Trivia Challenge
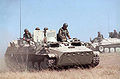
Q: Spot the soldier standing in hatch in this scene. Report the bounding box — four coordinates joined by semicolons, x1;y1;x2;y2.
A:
44;27;48;43
23;29;32;43
112;29;118;38
97;32;103;39
97;32;104;42
57;23;71;42
90;32;103;43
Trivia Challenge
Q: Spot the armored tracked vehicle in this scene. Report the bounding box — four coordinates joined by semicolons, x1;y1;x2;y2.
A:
5;29;100;70
90;32;120;53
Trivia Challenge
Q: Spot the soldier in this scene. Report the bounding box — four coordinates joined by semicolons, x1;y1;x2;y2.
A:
23;29;32;43
57;23;71;42
109;32;113;38
44;27;48;37
44;27;48;43
97;32;103;38
112;29;118;38
90;32;103;43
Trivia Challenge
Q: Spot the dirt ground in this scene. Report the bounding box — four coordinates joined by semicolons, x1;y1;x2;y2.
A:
0;53;120;79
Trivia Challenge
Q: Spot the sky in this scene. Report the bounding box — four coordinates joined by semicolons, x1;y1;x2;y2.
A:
0;0;120;57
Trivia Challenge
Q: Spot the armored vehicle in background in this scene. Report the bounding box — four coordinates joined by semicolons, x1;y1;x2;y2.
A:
90;32;120;53
5;29;100;70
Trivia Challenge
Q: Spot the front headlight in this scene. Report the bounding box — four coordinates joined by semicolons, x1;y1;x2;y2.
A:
48;54;56;58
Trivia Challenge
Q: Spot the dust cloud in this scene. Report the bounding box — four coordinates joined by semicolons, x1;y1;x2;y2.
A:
0;57;8;72
0;53;120;79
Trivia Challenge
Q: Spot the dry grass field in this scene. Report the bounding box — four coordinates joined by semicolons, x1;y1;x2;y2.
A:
0;53;120;79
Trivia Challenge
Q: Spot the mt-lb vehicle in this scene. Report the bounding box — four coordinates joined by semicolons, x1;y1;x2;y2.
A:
90;33;120;53
5;29;100;70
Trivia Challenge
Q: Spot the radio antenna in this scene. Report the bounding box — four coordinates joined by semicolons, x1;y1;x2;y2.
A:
107;11;110;33
20;0;22;38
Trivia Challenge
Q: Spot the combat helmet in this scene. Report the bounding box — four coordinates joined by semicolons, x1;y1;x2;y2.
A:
35;27;40;30
63;23;68;27
24;29;29;32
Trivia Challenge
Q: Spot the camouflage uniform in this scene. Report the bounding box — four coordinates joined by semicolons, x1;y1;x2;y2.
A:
109;32;113;38
23;33;32;40
90;32;103;43
98;33;103;38
112;32;118;38
58;27;70;42
23;29;32;41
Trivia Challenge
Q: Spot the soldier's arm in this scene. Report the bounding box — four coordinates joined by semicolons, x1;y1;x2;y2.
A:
29;32;34;41
66;30;71;39
29;33;32;38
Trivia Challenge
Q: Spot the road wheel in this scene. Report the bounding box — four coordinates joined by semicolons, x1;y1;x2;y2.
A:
104;48;109;53
116;47;120;53
110;48;115;53
99;46;104;53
